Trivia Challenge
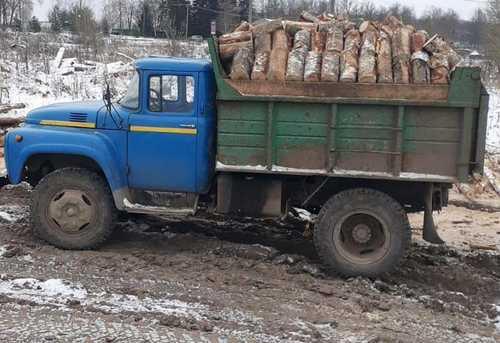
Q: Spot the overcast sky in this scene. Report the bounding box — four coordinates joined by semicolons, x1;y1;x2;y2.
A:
33;0;487;21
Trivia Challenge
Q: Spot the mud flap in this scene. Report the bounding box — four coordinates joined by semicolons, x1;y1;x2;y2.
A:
423;184;445;245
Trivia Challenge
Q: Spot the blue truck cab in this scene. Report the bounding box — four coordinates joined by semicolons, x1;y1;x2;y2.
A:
6;57;216;212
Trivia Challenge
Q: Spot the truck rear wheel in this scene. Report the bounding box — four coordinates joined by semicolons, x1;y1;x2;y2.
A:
314;188;411;277
31;168;117;249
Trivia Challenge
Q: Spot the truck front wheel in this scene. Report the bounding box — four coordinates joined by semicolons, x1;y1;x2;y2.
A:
314;188;411;277
31;168;117;249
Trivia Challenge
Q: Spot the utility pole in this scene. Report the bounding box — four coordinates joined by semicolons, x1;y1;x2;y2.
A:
248;0;253;23
185;4;189;40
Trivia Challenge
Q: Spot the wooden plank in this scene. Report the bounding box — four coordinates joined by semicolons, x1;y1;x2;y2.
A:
227;79;450;102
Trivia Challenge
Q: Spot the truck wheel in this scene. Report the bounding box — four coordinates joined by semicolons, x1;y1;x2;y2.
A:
31;168;117;249
314;188;411;277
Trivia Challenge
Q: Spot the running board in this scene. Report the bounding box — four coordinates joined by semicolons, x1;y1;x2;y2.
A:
123;197;198;216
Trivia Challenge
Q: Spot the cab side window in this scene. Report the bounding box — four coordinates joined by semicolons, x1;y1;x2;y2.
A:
148;75;195;114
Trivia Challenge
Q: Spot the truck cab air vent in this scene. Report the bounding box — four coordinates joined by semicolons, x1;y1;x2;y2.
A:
69;113;88;122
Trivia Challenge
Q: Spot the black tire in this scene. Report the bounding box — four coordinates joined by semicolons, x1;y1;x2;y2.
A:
31;168;117;249
314;188;411;277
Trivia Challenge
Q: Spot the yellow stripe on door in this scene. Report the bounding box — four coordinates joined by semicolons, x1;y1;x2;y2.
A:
40;120;96;129
129;126;197;135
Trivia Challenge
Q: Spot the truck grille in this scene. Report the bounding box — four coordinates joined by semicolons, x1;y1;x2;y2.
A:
69;113;88;123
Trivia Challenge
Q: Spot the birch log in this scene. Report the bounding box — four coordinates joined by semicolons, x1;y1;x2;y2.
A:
230;48;254;80
286;47;308;81
429;53;450;84
358;28;378;83
219;40;253;60
411;51;431;84
392;25;414;84
340;29;361;82
218;31;252;45
304;51;322;81
376;31;393;83
321;51;340;81
324;25;344;52
251;52;270;80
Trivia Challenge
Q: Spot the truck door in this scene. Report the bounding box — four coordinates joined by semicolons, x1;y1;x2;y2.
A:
127;71;198;192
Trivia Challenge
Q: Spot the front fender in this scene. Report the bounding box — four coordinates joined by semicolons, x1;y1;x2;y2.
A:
5;125;127;193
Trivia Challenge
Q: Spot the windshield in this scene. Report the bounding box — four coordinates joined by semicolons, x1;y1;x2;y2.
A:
119;71;139;109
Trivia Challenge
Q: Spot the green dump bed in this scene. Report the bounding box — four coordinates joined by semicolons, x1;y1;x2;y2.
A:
209;39;489;183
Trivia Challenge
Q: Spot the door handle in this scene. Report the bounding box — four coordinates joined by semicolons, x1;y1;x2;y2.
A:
180;124;196;128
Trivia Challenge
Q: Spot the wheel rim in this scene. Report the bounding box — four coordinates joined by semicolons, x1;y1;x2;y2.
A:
333;211;391;265
47;189;97;234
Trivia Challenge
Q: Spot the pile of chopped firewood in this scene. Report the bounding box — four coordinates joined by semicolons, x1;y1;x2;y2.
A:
217;12;461;84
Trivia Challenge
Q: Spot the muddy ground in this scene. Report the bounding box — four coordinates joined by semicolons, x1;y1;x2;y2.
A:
0;185;498;343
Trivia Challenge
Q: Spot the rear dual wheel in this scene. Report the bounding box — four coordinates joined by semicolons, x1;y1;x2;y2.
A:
31;168;117;249
314;188;411;277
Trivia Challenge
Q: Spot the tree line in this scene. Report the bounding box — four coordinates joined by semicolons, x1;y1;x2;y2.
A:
0;0;494;53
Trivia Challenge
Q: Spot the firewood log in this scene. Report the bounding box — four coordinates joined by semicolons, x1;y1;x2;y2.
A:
376;31;393;83
283;21;317;35
0;116;24;125
293;30;311;50
254;32;272;53
429;52;450;84
358;28;378;83
392;25;414;84
340;29;361;82
252;19;283;35
411;30;429;53
0;104;26;115
268;48;288;81
286;47;308;81
304;51;322;81
424;34;462;70
251;52;270;80
230;48;254;80
324;24;343;53
219;31;252;45
411;51;431;84
219;40;253;60
301;11;320;23
272;29;288;50
321;51;340;82
312;31;325;52
234;21;251;32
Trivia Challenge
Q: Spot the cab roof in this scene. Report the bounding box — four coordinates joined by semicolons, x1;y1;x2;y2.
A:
135;57;212;72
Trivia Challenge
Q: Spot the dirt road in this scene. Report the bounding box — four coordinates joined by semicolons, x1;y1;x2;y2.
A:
0;184;498;342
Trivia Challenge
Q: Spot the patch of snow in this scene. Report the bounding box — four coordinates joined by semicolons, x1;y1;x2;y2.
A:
216;161;267;171
0;277;206;319
292;208;313;222
0;211;14;222
0;278;88;304
496;305;500;332
0;205;28;223
487;90;500;153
